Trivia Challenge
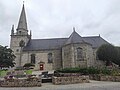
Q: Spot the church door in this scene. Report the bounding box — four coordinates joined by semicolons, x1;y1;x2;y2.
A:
40;64;44;70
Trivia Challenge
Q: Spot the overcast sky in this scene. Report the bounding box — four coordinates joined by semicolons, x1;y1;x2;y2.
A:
0;0;120;46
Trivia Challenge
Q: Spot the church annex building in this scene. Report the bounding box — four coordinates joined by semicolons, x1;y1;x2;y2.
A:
10;4;109;71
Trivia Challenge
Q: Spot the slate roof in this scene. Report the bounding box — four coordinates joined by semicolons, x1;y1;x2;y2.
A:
65;30;84;45
23;31;109;51
23;38;67;51
83;36;109;48
17;4;27;30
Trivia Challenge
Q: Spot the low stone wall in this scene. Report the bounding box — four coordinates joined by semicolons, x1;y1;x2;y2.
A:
100;75;120;82
89;74;120;82
0;77;41;87
52;76;89;85
89;74;100;80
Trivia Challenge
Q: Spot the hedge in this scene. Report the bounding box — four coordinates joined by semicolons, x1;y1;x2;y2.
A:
56;67;111;75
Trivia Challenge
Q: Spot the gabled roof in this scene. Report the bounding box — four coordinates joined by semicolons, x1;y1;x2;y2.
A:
65;30;84;45
83;36;109;48
17;4;27;30
23;38;67;51
23;35;109;51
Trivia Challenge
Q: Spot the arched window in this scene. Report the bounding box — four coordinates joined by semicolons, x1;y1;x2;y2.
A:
31;54;36;64
77;47;83;60
48;53;53;63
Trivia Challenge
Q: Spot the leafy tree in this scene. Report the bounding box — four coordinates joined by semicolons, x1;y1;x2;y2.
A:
97;44;118;66
113;47;120;66
0;45;16;69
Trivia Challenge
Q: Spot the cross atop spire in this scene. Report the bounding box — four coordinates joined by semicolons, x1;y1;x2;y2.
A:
23;1;24;4
17;3;28;32
73;27;75;32
65;28;84;45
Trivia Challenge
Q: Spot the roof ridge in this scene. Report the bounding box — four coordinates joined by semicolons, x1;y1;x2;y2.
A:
83;36;100;38
31;38;68;40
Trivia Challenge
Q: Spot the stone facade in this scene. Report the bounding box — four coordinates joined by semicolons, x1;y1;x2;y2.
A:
62;43;94;68
10;35;30;66
10;4;109;71
21;49;62;71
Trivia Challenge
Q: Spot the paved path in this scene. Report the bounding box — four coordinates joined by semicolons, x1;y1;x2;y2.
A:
1;80;120;90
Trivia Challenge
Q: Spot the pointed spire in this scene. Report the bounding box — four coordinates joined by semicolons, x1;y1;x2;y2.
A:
30;30;32;36
11;25;14;35
17;3;27;31
12;25;14;30
29;30;32;39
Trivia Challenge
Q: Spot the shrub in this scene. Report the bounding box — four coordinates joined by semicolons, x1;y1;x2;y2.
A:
55;67;113;75
56;67;100;75
79;68;89;75
56;67;80;73
100;68;111;75
110;69;120;76
23;63;35;70
88;67;100;74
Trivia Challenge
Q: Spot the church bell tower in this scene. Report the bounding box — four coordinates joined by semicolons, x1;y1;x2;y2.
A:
10;4;31;67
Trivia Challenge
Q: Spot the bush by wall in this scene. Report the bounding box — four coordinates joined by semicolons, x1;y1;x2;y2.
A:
55;67;112;75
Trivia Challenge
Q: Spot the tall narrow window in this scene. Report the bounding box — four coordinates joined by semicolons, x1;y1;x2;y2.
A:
48;53;53;63
77;47;83;60
31;54;36;64
96;53;99;60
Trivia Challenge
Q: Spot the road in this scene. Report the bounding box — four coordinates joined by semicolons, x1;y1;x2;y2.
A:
0;80;120;90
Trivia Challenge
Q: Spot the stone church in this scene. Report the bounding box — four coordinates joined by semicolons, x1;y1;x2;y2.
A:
10;4;109;71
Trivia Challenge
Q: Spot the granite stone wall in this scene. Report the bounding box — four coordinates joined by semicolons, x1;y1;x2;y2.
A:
22;49;62;71
100;75;120;82
0;77;41;87
10;35;30;67
62;43;94;68
89;74;120;82
52;76;89;85
62;44;73;68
